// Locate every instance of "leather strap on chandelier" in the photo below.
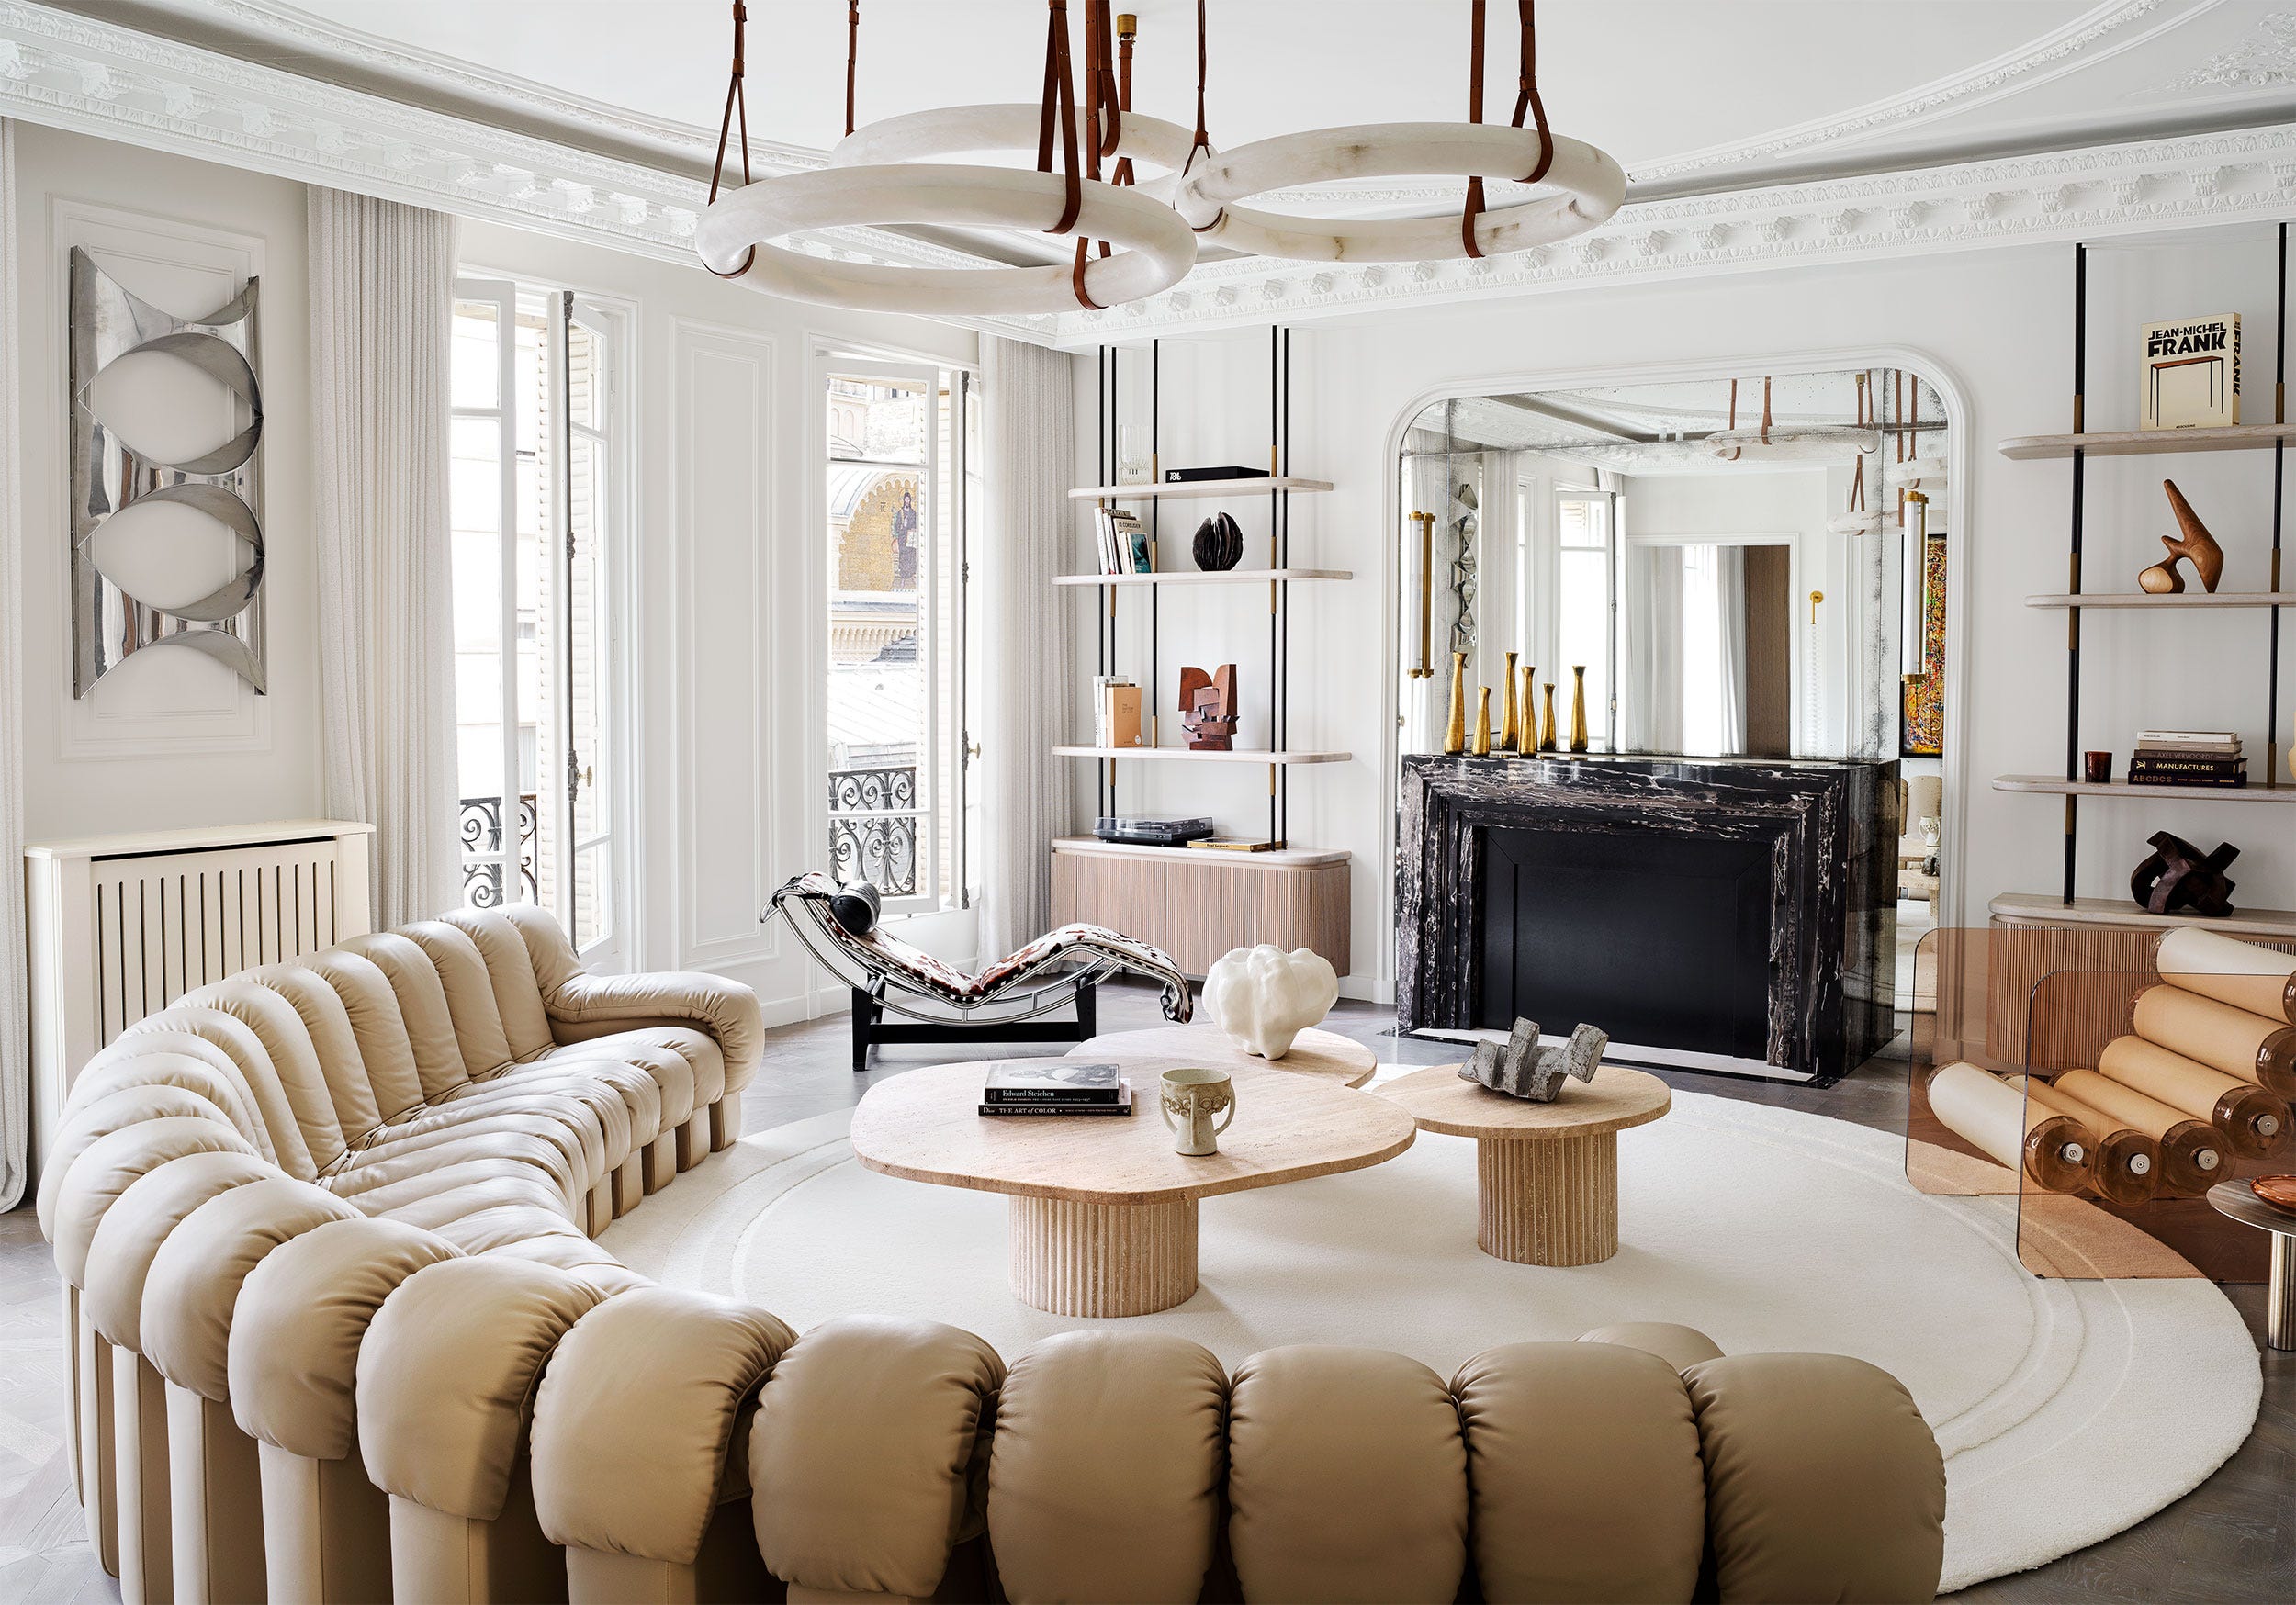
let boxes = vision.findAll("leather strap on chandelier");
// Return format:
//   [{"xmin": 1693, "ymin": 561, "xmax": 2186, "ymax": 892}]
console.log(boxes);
[
  {"xmin": 845, "ymin": 0, "xmax": 861, "ymax": 138},
  {"xmin": 705, "ymin": 0, "xmax": 755, "ymax": 278},
  {"xmin": 1180, "ymin": 0, "xmax": 1223, "ymax": 233},
  {"xmin": 1037, "ymin": 0, "xmax": 1086, "ymax": 243},
  {"xmin": 1462, "ymin": 0, "xmax": 1559, "ymax": 259},
  {"xmin": 1071, "ymin": 0, "xmax": 1120, "ymax": 309},
  {"xmin": 1717, "ymin": 376, "xmax": 1776, "ymax": 462}
]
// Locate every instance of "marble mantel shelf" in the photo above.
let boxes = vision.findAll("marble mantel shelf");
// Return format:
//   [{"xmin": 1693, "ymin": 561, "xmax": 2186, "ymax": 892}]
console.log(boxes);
[{"xmin": 1395, "ymin": 753, "xmax": 1897, "ymax": 1082}]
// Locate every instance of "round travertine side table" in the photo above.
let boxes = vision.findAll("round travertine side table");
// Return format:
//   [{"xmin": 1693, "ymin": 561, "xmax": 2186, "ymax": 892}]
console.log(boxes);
[
  {"xmin": 1379, "ymin": 1063, "xmax": 1671, "ymax": 1267},
  {"xmin": 2206, "ymin": 1182, "xmax": 2296, "ymax": 1351}
]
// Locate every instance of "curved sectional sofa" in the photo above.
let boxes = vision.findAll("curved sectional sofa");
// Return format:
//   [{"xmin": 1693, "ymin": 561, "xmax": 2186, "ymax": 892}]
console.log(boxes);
[{"xmin": 40, "ymin": 905, "xmax": 1950, "ymax": 1604}]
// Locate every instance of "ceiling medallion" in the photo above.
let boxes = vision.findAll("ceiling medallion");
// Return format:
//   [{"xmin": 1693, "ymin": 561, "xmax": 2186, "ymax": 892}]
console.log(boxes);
[{"xmin": 693, "ymin": 0, "xmax": 1623, "ymax": 312}]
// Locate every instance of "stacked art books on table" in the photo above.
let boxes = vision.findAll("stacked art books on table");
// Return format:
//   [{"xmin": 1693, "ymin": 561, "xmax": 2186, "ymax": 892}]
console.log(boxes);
[
  {"xmin": 1095, "ymin": 505, "xmax": 1151, "ymax": 574},
  {"xmin": 2130, "ymin": 729, "xmax": 2247, "ymax": 787},
  {"xmin": 979, "ymin": 1061, "xmax": 1134, "ymax": 1117}
]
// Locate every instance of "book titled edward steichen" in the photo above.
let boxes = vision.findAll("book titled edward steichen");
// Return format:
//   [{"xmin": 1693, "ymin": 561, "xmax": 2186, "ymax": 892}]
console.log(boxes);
[
  {"xmin": 2141, "ymin": 315, "xmax": 2241, "ymax": 430},
  {"xmin": 981, "ymin": 1061, "xmax": 1127, "ymax": 1106}
]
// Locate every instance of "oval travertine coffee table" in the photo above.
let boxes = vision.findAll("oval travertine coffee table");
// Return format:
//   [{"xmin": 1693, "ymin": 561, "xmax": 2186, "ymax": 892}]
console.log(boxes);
[
  {"xmin": 1379, "ymin": 1064, "xmax": 1671, "ymax": 1267},
  {"xmin": 1066, "ymin": 1024, "xmax": 1378, "ymax": 1087},
  {"xmin": 850, "ymin": 1059, "xmax": 1415, "ymax": 1317}
]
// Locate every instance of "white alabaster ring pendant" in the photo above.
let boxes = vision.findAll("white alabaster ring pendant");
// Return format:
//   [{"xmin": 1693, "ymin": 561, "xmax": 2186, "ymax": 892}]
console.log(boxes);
[
  {"xmin": 1829, "ymin": 511, "xmax": 1885, "ymax": 535},
  {"xmin": 834, "ymin": 104, "xmax": 1204, "ymax": 206},
  {"xmin": 697, "ymin": 164, "xmax": 1198, "ymax": 316},
  {"xmin": 1886, "ymin": 455, "xmax": 1947, "ymax": 488},
  {"xmin": 1706, "ymin": 425, "xmax": 1883, "ymax": 462},
  {"xmin": 1175, "ymin": 122, "xmax": 1625, "ymax": 263}
]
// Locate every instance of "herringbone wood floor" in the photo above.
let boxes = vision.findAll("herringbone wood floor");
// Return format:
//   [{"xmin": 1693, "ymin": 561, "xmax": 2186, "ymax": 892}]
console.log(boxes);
[{"xmin": 2, "ymin": 985, "xmax": 2288, "ymax": 1601}]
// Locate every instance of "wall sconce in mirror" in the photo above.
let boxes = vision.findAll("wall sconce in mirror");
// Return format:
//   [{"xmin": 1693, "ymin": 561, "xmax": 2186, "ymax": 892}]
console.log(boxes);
[{"xmin": 70, "ymin": 246, "xmax": 265, "ymax": 696}]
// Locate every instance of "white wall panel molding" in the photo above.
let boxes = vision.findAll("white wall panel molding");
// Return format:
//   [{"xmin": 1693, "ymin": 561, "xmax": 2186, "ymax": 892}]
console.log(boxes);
[
  {"xmin": 669, "ymin": 319, "xmax": 782, "ymax": 972},
  {"xmin": 0, "ymin": 1, "xmax": 1055, "ymax": 343}
]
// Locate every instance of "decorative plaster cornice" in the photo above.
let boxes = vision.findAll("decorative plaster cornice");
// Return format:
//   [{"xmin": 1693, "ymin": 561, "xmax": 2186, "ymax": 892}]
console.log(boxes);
[
  {"xmin": 4, "ymin": 1, "xmax": 2292, "ymax": 352},
  {"xmin": 0, "ymin": 1, "xmax": 1057, "ymax": 342},
  {"xmin": 2162, "ymin": 8, "xmax": 2296, "ymax": 91},
  {"xmin": 1062, "ymin": 126, "xmax": 2296, "ymax": 344}
]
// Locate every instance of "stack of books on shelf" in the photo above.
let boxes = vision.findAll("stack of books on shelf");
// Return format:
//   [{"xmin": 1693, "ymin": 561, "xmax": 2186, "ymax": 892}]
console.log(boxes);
[
  {"xmin": 978, "ymin": 1061, "xmax": 1134, "ymax": 1117},
  {"xmin": 2129, "ymin": 730, "xmax": 2247, "ymax": 788},
  {"xmin": 1094, "ymin": 506, "xmax": 1151, "ymax": 575}
]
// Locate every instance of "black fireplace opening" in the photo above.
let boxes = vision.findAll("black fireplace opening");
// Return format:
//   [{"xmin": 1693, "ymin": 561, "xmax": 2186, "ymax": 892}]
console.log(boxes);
[{"xmin": 1474, "ymin": 825, "xmax": 1775, "ymax": 1060}]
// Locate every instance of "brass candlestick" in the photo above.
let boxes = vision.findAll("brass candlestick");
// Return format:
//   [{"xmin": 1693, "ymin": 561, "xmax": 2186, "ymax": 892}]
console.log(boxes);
[
  {"xmin": 1538, "ymin": 682, "xmax": 1558, "ymax": 752},
  {"xmin": 1515, "ymin": 666, "xmax": 1536, "ymax": 756},
  {"xmin": 1473, "ymin": 688, "xmax": 1492, "ymax": 755},
  {"xmin": 1499, "ymin": 650, "xmax": 1519, "ymax": 747},
  {"xmin": 1569, "ymin": 665, "xmax": 1589, "ymax": 753},
  {"xmin": 1445, "ymin": 651, "xmax": 1468, "ymax": 754}
]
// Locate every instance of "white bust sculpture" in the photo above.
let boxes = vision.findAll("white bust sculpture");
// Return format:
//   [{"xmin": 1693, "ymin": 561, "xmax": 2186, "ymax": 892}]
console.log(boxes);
[{"xmin": 1204, "ymin": 944, "xmax": 1339, "ymax": 1061}]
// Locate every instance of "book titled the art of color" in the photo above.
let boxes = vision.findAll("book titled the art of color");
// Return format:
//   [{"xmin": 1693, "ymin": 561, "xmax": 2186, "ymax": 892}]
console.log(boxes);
[{"xmin": 2140, "ymin": 315, "xmax": 2241, "ymax": 429}]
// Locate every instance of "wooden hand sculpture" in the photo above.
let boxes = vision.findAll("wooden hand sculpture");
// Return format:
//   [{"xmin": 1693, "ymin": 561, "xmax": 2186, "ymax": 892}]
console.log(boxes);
[{"xmin": 2137, "ymin": 479, "xmax": 2225, "ymax": 594}]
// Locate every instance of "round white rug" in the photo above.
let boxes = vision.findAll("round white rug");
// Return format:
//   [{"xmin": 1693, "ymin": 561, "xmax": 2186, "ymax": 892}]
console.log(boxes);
[{"xmin": 599, "ymin": 1088, "xmax": 2260, "ymax": 1592}]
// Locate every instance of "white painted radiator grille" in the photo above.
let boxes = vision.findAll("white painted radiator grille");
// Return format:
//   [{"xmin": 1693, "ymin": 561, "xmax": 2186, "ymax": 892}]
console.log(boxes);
[{"xmin": 89, "ymin": 839, "xmax": 350, "ymax": 1047}]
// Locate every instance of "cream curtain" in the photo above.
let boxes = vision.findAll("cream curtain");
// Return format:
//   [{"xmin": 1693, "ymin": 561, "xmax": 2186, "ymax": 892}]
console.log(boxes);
[
  {"xmin": 976, "ymin": 336, "xmax": 1077, "ymax": 960},
  {"xmin": 0, "ymin": 120, "xmax": 28, "ymax": 1208},
  {"xmin": 310, "ymin": 189, "xmax": 461, "ymax": 927}
]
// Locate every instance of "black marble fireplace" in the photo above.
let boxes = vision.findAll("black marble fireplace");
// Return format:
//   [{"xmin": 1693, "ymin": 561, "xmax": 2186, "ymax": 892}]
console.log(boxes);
[{"xmin": 1397, "ymin": 754, "xmax": 1897, "ymax": 1081}]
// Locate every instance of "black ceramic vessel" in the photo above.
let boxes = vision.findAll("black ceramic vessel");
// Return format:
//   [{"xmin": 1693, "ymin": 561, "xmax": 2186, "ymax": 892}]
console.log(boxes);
[{"xmin": 1192, "ymin": 511, "xmax": 1244, "ymax": 572}]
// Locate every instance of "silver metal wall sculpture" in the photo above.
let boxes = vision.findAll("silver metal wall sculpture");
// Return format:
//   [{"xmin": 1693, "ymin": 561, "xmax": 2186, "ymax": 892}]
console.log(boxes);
[{"xmin": 69, "ymin": 246, "xmax": 265, "ymax": 695}]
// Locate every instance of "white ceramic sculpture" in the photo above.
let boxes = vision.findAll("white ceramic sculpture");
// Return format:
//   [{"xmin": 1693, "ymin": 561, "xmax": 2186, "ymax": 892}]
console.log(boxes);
[{"xmin": 1204, "ymin": 944, "xmax": 1339, "ymax": 1061}]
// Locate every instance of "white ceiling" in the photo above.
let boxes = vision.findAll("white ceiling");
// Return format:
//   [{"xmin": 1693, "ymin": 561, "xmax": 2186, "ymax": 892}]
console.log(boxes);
[{"xmin": 84, "ymin": 0, "xmax": 2296, "ymax": 193}]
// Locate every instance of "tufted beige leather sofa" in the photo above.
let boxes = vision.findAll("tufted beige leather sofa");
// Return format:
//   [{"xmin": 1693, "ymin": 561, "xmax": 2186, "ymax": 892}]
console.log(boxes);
[{"xmin": 42, "ymin": 905, "xmax": 1949, "ymax": 1604}]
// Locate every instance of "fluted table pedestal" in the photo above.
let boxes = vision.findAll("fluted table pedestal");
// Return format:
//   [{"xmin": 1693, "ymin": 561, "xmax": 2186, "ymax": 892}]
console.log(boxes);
[
  {"xmin": 1381, "ymin": 1063, "xmax": 1671, "ymax": 1269},
  {"xmin": 1008, "ymin": 1195, "xmax": 1198, "ymax": 1316}
]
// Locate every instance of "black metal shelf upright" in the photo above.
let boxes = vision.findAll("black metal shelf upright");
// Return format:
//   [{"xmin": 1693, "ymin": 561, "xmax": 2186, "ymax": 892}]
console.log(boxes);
[{"xmin": 2048, "ymin": 228, "xmax": 2290, "ymax": 905}]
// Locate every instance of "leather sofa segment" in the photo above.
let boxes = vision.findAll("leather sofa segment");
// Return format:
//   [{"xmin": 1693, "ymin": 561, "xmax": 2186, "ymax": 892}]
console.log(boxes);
[
  {"xmin": 1575, "ymin": 1320, "xmax": 1728, "ymax": 1373},
  {"xmin": 1227, "ymin": 1346, "xmax": 1470, "ymax": 1605},
  {"xmin": 1453, "ymin": 1341, "xmax": 1707, "ymax": 1603},
  {"xmin": 530, "ymin": 1287, "xmax": 794, "ymax": 1566},
  {"xmin": 987, "ymin": 1331, "xmax": 1227, "ymax": 1605},
  {"xmin": 1686, "ymin": 1353, "xmax": 1949, "ymax": 1604},
  {"xmin": 750, "ymin": 1316, "xmax": 1005, "ymax": 1600}
]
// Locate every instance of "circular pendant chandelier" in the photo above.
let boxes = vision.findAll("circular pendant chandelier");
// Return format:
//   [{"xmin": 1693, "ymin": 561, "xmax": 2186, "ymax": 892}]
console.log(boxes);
[{"xmin": 693, "ymin": 0, "xmax": 1623, "ymax": 313}]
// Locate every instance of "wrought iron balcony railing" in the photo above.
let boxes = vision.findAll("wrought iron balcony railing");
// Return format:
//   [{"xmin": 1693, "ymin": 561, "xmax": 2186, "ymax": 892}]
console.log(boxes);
[
  {"xmin": 460, "ymin": 792, "xmax": 539, "ymax": 909},
  {"xmin": 828, "ymin": 765, "xmax": 918, "ymax": 896}
]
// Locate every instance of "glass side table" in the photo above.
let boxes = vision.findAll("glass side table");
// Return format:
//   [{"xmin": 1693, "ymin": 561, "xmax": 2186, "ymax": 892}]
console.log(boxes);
[{"xmin": 2207, "ymin": 1183, "xmax": 2296, "ymax": 1351}]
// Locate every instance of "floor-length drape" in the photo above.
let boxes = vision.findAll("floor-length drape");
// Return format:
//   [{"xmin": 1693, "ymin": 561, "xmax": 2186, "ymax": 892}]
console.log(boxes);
[
  {"xmin": 310, "ymin": 189, "xmax": 460, "ymax": 927},
  {"xmin": 976, "ymin": 336, "xmax": 1076, "ymax": 960},
  {"xmin": 0, "ymin": 120, "xmax": 29, "ymax": 1208},
  {"xmin": 1714, "ymin": 544, "xmax": 1749, "ymax": 752}
]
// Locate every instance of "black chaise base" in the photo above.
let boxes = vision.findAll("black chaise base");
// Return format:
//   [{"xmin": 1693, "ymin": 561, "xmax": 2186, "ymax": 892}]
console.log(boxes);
[{"xmin": 850, "ymin": 982, "xmax": 1099, "ymax": 1072}]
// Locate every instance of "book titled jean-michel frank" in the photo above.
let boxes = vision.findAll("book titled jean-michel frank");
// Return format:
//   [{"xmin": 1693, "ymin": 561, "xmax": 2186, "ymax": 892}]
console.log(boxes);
[{"xmin": 2141, "ymin": 315, "xmax": 2241, "ymax": 430}]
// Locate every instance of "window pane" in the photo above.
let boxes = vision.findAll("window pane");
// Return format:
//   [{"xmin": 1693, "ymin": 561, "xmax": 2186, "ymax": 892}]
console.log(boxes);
[
  {"xmin": 452, "ymin": 411, "xmax": 507, "ymax": 909},
  {"xmin": 451, "ymin": 300, "xmax": 499, "ymax": 410},
  {"xmin": 827, "ymin": 372, "xmax": 928, "ymax": 464},
  {"xmin": 569, "ymin": 432, "xmax": 610, "ymax": 845},
  {"xmin": 568, "ymin": 319, "xmax": 603, "ymax": 432}
]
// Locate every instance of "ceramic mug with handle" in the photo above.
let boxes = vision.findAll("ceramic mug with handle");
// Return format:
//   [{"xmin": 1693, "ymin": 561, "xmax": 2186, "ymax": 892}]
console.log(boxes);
[{"xmin": 1160, "ymin": 1066, "xmax": 1237, "ymax": 1156}]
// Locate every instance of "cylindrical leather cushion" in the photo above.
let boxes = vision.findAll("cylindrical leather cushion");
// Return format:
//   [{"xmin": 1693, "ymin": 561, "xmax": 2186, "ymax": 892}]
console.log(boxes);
[
  {"xmin": 1576, "ymin": 1322, "xmax": 1725, "ymax": 1373},
  {"xmin": 129, "ymin": 1004, "xmax": 321, "ymax": 1179},
  {"xmin": 81, "ymin": 1150, "xmax": 275, "ymax": 1348},
  {"xmin": 532, "ymin": 1287, "xmax": 794, "ymax": 1565},
  {"xmin": 140, "ymin": 1176, "xmax": 361, "ymax": 1399},
  {"xmin": 1227, "ymin": 1346, "xmax": 1469, "ymax": 1604},
  {"xmin": 39, "ymin": 1086, "xmax": 248, "ymax": 1246},
  {"xmin": 2155, "ymin": 925, "xmax": 2296, "ymax": 1024},
  {"xmin": 356, "ymin": 1255, "xmax": 607, "ymax": 1521},
  {"xmin": 67, "ymin": 1039, "xmax": 269, "ymax": 1157},
  {"xmin": 229, "ymin": 1216, "xmax": 461, "ymax": 1459},
  {"xmin": 49, "ymin": 1113, "xmax": 261, "ymax": 1285},
  {"xmin": 988, "ymin": 1331, "xmax": 1226, "ymax": 1605},
  {"xmin": 1454, "ymin": 1341, "xmax": 1705, "ymax": 1604},
  {"xmin": 1685, "ymin": 1353, "xmax": 1945, "ymax": 1604},
  {"xmin": 751, "ymin": 1315, "xmax": 1004, "ymax": 1599}
]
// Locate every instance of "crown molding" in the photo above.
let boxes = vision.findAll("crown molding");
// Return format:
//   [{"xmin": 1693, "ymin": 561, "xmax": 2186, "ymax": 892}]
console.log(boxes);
[
  {"xmin": 4, "ymin": 1, "xmax": 2292, "ymax": 354},
  {"xmin": 1054, "ymin": 125, "xmax": 2296, "ymax": 345},
  {"xmin": 0, "ymin": 1, "xmax": 1059, "ymax": 343}
]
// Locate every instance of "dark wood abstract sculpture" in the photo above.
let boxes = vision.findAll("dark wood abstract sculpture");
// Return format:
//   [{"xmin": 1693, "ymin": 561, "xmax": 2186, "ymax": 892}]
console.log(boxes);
[
  {"xmin": 2131, "ymin": 829, "xmax": 2239, "ymax": 918},
  {"xmin": 2138, "ymin": 479, "xmax": 2225, "ymax": 594},
  {"xmin": 1459, "ymin": 1016, "xmax": 1610, "ymax": 1101},
  {"xmin": 1178, "ymin": 663, "xmax": 1239, "ymax": 751}
]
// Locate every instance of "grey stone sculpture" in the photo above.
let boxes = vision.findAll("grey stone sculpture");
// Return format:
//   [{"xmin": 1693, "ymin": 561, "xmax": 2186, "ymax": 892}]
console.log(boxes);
[{"xmin": 1459, "ymin": 1017, "xmax": 1610, "ymax": 1102}]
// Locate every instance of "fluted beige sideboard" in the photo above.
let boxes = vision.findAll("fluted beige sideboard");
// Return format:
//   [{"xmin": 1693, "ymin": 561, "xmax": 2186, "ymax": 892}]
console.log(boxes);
[{"xmin": 1049, "ymin": 836, "xmax": 1350, "ymax": 974}]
